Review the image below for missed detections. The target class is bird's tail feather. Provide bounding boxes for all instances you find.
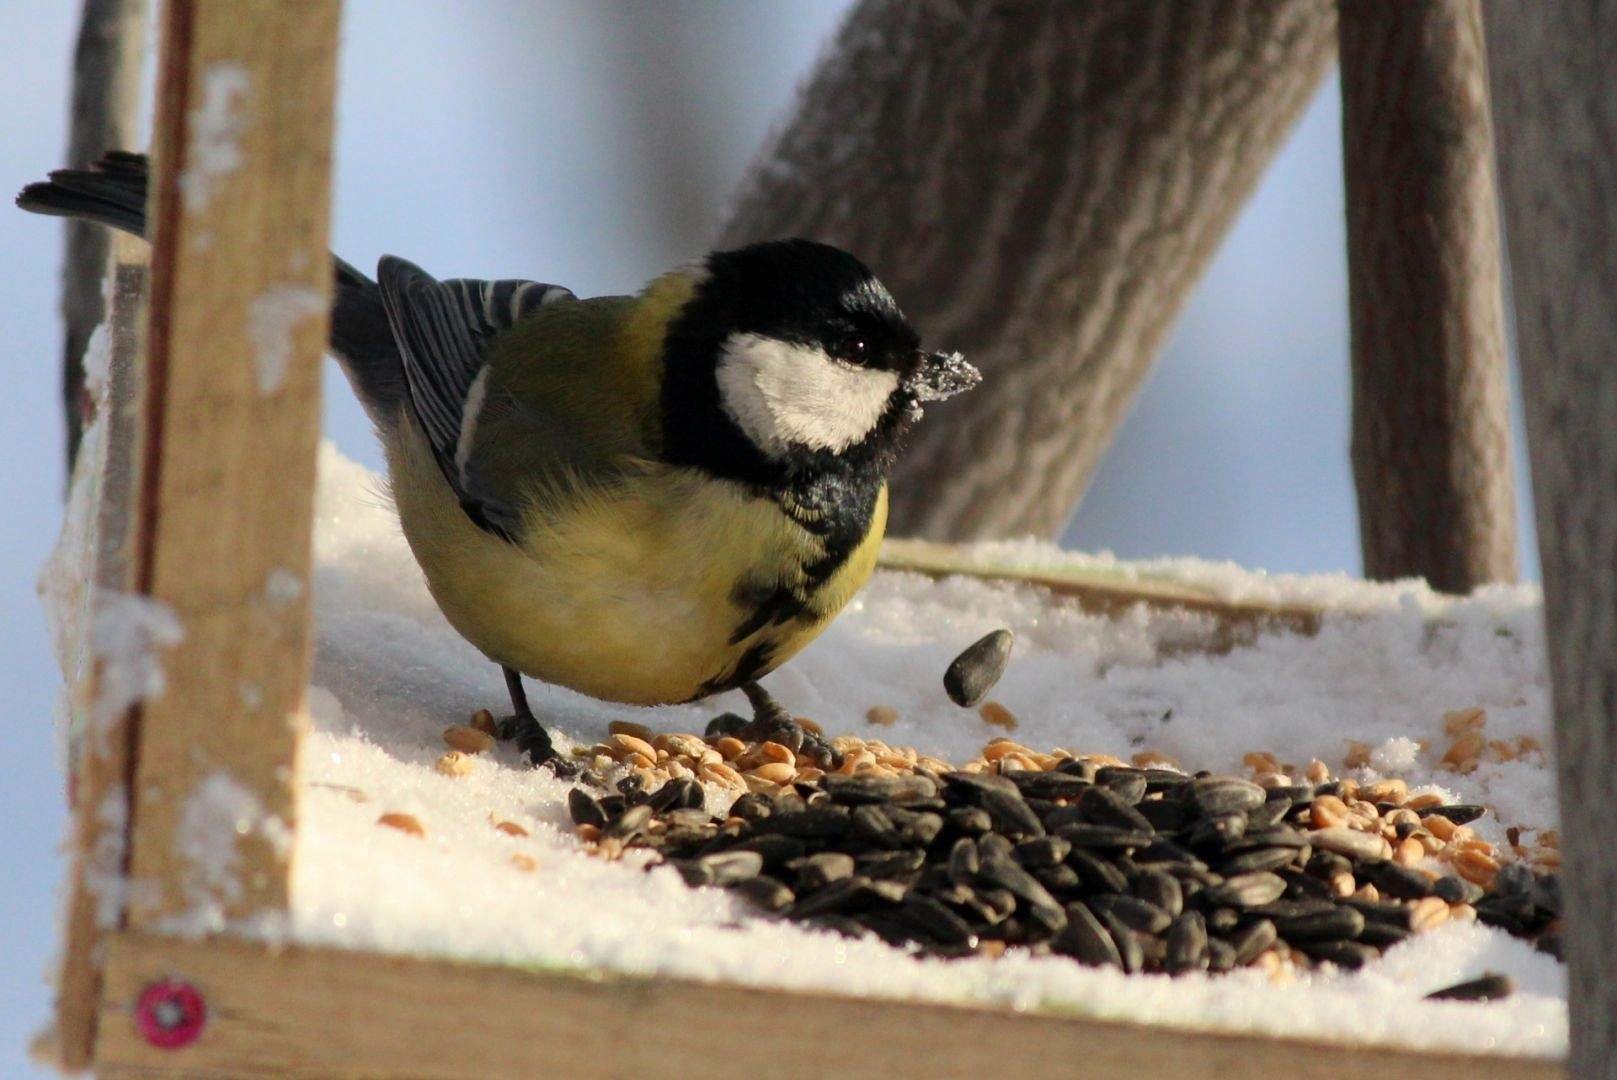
[16,151,406,423]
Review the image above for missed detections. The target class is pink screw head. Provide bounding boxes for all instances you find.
[135,980,206,1049]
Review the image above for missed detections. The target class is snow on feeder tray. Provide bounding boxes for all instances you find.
[114,443,1542,1079]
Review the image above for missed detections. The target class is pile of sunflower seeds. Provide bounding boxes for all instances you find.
[566,751,1563,976]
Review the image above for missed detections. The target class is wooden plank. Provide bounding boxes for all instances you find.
[1483,3,1617,1074]
[95,931,1562,1079]
[122,0,339,928]
[1338,0,1516,593]
[880,538,1323,652]
[46,233,150,1074]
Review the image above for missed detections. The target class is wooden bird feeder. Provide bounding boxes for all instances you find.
[38,2,1612,1077]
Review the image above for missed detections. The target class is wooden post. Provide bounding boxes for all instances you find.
[61,0,147,474]
[720,0,1338,540]
[1484,3,1617,1076]
[1339,0,1517,592]
[118,0,339,928]
[47,234,150,1075]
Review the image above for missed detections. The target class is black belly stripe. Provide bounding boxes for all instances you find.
[725,470,881,648]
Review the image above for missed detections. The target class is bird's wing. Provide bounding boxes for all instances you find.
[377,255,576,539]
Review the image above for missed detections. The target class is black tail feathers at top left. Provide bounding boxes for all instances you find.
[17,151,407,421]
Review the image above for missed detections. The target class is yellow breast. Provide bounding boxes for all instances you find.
[385,417,885,705]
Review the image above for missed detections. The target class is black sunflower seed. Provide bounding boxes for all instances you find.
[1096,908,1145,973]
[1007,771,1092,801]
[568,788,608,828]
[1094,768,1149,805]
[887,808,945,847]
[1015,836,1072,869]
[948,838,981,884]
[948,806,993,836]
[1056,903,1122,968]
[1356,921,1414,949]
[1425,972,1515,1002]
[1205,871,1288,908]
[1424,804,1486,825]
[900,894,977,945]
[728,834,806,871]
[849,804,901,848]
[1078,785,1155,833]
[789,851,855,891]
[1057,824,1155,851]
[1131,870,1184,918]
[1228,919,1278,965]
[1206,906,1241,934]
[1166,912,1209,973]
[1089,894,1172,935]
[943,629,1014,707]
[1189,777,1267,816]
[1067,849,1129,893]
[1294,939,1377,970]
[824,774,938,805]
[1273,906,1366,942]
[700,849,764,886]
[606,804,653,840]
[729,874,794,912]
[1134,798,1190,832]
[1432,875,1485,905]
[787,875,875,919]
[1033,864,1080,892]
[1359,859,1437,900]
[1217,846,1299,875]
[859,849,926,879]
[730,792,773,821]
[1207,937,1237,973]
[1187,813,1247,849]
[975,788,1045,839]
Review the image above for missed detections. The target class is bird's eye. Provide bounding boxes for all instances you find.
[834,336,868,364]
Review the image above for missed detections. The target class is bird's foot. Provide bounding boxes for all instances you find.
[737,683,840,770]
[496,711,558,767]
[496,664,559,768]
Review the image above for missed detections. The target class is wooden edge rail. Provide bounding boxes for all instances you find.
[878,538,1326,650]
[94,930,1563,1079]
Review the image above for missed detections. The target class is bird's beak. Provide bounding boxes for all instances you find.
[905,350,981,403]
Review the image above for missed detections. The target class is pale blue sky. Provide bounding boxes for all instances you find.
[0,4,1537,1074]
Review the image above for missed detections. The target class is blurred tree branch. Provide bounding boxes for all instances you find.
[61,0,146,476]
[1340,0,1516,592]
[721,0,1337,539]
[1485,2,1617,1074]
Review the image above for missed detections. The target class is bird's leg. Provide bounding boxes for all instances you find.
[496,665,556,766]
[738,681,839,769]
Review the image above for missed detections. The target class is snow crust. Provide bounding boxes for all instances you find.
[248,284,324,394]
[179,62,250,214]
[269,443,1564,1057]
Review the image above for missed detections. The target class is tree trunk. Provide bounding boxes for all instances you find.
[61,0,147,475]
[1484,3,1617,1076]
[1339,0,1516,592]
[721,0,1338,539]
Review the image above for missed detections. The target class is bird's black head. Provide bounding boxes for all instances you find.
[659,238,977,489]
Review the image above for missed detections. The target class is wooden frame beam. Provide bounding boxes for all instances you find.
[94,931,1562,1079]
[1339,0,1516,592]
[1483,3,1617,1073]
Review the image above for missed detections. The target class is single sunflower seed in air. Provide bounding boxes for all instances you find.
[943,628,1014,707]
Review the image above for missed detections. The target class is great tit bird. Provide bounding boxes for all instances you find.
[20,152,978,765]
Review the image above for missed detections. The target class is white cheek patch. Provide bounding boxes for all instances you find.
[715,333,900,456]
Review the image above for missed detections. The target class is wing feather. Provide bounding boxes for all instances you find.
[376,256,575,539]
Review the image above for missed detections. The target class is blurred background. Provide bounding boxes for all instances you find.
[0,2,1539,1073]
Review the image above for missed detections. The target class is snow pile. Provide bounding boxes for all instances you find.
[274,443,1565,1057]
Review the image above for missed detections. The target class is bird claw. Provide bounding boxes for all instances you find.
[737,683,839,769]
[496,712,557,767]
